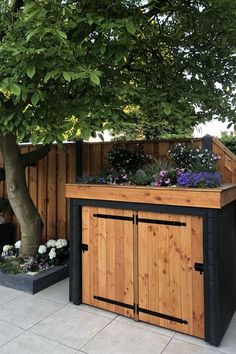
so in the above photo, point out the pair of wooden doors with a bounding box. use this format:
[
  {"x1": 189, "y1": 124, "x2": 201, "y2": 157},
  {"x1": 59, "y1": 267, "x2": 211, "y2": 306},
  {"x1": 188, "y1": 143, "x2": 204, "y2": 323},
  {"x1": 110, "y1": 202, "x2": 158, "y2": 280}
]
[{"x1": 82, "y1": 206, "x2": 204, "y2": 338}]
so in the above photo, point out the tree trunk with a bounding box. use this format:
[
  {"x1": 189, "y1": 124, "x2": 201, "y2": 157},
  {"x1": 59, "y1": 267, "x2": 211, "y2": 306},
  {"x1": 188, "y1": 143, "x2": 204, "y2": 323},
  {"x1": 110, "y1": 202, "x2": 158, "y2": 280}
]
[{"x1": 0, "y1": 133, "x2": 43, "y2": 257}]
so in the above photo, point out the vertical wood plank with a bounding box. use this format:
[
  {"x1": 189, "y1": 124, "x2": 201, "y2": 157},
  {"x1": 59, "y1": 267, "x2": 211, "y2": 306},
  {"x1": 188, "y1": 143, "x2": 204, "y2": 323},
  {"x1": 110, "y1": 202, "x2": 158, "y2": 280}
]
[
  {"x1": 37, "y1": 153, "x2": 47, "y2": 242},
  {"x1": 82, "y1": 206, "x2": 91, "y2": 304},
  {"x1": 180, "y1": 215, "x2": 193, "y2": 335},
  {"x1": 138, "y1": 211, "x2": 149, "y2": 323},
  {"x1": 57, "y1": 146, "x2": 67, "y2": 238},
  {"x1": 169, "y1": 214, "x2": 182, "y2": 332},
  {"x1": 123, "y1": 209, "x2": 134, "y2": 318},
  {"x1": 191, "y1": 216, "x2": 204, "y2": 338},
  {"x1": 46, "y1": 146, "x2": 57, "y2": 239}
]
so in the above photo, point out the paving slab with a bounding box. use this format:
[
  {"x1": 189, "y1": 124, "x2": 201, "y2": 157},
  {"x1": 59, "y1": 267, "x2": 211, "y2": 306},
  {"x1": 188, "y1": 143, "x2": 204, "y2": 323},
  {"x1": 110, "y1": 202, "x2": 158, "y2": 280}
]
[
  {"x1": 0, "y1": 319, "x2": 23, "y2": 347},
  {"x1": 0, "y1": 332, "x2": 80, "y2": 354},
  {"x1": 30, "y1": 305, "x2": 113, "y2": 350},
  {"x1": 0, "y1": 280, "x2": 235, "y2": 353},
  {"x1": 82, "y1": 320, "x2": 171, "y2": 354},
  {"x1": 0, "y1": 293, "x2": 63, "y2": 329}
]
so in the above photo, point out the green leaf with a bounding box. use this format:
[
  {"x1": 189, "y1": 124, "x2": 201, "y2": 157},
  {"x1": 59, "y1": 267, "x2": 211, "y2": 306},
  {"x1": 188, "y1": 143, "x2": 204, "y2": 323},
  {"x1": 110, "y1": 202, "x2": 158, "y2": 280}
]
[
  {"x1": 164, "y1": 105, "x2": 171, "y2": 115},
  {"x1": 27, "y1": 64, "x2": 36, "y2": 79},
  {"x1": 63, "y1": 72, "x2": 71, "y2": 82},
  {"x1": 31, "y1": 92, "x2": 39, "y2": 106},
  {"x1": 125, "y1": 21, "x2": 136, "y2": 35},
  {"x1": 55, "y1": 29, "x2": 67, "y2": 39},
  {"x1": 9, "y1": 84, "x2": 21, "y2": 96},
  {"x1": 89, "y1": 72, "x2": 100, "y2": 85}
]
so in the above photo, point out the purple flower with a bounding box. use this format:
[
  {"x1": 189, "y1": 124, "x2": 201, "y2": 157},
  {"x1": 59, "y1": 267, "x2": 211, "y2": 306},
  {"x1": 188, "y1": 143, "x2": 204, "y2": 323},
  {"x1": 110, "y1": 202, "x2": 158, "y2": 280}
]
[{"x1": 177, "y1": 171, "x2": 221, "y2": 188}]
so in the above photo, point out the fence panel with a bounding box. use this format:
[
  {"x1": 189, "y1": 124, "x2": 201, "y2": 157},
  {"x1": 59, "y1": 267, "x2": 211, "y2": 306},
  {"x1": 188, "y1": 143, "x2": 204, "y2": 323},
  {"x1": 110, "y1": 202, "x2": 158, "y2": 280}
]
[{"x1": 0, "y1": 137, "x2": 235, "y2": 241}]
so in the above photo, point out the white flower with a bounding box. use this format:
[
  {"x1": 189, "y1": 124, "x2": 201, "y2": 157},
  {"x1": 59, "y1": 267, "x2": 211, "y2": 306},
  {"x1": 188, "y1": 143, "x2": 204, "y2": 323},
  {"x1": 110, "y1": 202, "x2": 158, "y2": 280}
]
[
  {"x1": 46, "y1": 239, "x2": 57, "y2": 248},
  {"x1": 56, "y1": 239, "x2": 67, "y2": 249},
  {"x1": 14, "y1": 240, "x2": 21, "y2": 249},
  {"x1": 3, "y1": 245, "x2": 13, "y2": 253},
  {"x1": 49, "y1": 248, "x2": 56, "y2": 260},
  {"x1": 38, "y1": 245, "x2": 47, "y2": 254}
]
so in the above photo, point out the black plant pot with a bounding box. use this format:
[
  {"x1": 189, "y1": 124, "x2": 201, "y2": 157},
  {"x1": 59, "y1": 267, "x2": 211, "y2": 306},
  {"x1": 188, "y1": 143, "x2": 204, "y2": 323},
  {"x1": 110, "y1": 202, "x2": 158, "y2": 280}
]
[{"x1": 0, "y1": 223, "x2": 14, "y2": 252}]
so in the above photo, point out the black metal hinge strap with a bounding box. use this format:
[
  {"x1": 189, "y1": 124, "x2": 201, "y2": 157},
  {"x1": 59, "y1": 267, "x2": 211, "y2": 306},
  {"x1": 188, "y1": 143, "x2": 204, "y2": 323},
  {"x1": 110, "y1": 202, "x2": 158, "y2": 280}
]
[
  {"x1": 93, "y1": 214, "x2": 134, "y2": 222},
  {"x1": 94, "y1": 295, "x2": 134, "y2": 310},
  {"x1": 194, "y1": 263, "x2": 204, "y2": 274},
  {"x1": 81, "y1": 244, "x2": 88, "y2": 253},
  {"x1": 137, "y1": 218, "x2": 186, "y2": 227},
  {"x1": 138, "y1": 307, "x2": 188, "y2": 324}
]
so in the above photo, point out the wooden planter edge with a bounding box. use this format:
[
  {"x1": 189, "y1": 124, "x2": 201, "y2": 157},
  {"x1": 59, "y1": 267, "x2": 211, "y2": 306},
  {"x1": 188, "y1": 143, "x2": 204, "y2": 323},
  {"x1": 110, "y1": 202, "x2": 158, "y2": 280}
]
[{"x1": 65, "y1": 183, "x2": 236, "y2": 209}]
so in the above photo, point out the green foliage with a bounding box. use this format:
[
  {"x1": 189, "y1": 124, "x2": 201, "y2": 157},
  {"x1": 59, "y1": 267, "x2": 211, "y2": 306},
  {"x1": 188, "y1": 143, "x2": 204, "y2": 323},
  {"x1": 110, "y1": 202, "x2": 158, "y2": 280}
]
[
  {"x1": 221, "y1": 132, "x2": 236, "y2": 155},
  {"x1": 170, "y1": 144, "x2": 220, "y2": 172},
  {"x1": 128, "y1": 169, "x2": 152, "y2": 186},
  {"x1": 0, "y1": 257, "x2": 24, "y2": 274},
  {"x1": 0, "y1": 1, "x2": 235, "y2": 143},
  {"x1": 106, "y1": 145, "x2": 151, "y2": 173}
]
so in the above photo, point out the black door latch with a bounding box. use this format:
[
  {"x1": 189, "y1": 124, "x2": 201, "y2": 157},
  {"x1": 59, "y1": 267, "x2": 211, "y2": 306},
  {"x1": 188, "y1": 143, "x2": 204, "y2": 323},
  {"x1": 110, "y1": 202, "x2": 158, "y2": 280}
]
[{"x1": 194, "y1": 263, "x2": 204, "y2": 274}]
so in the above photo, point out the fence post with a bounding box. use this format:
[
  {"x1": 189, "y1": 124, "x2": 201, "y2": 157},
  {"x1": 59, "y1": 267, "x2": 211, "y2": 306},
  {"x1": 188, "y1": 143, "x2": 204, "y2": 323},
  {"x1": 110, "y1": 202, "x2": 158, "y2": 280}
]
[
  {"x1": 202, "y1": 135, "x2": 213, "y2": 151},
  {"x1": 75, "y1": 140, "x2": 83, "y2": 181}
]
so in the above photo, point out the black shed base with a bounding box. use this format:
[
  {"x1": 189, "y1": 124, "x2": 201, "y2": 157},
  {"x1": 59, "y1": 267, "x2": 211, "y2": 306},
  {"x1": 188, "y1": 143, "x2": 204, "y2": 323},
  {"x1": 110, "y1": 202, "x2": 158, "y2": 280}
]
[{"x1": 0, "y1": 265, "x2": 69, "y2": 294}]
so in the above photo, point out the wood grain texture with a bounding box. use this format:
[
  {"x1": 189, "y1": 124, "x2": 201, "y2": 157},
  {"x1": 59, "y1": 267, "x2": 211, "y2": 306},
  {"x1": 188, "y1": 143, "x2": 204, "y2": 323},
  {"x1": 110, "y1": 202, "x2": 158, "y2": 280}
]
[
  {"x1": 138, "y1": 211, "x2": 204, "y2": 338},
  {"x1": 0, "y1": 143, "x2": 77, "y2": 241},
  {"x1": 82, "y1": 207, "x2": 134, "y2": 318},
  {"x1": 212, "y1": 138, "x2": 236, "y2": 183},
  {"x1": 65, "y1": 183, "x2": 236, "y2": 209}
]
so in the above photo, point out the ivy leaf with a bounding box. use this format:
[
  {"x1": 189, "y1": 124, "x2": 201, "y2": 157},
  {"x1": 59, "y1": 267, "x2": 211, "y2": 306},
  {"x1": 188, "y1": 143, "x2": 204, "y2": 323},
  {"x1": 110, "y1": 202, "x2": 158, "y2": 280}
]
[
  {"x1": 27, "y1": 64, "x2": 36, "y2": 79},
  {"x1": 89, "y1": 72, "x2": 100, "y2": 85}
]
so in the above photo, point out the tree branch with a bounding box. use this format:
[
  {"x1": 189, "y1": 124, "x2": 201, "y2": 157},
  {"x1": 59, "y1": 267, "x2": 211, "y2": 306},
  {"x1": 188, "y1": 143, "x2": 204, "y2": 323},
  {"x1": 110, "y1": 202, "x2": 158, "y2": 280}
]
[{"x1": 21, "y1": 144, "x2": 52, "y2": 167}]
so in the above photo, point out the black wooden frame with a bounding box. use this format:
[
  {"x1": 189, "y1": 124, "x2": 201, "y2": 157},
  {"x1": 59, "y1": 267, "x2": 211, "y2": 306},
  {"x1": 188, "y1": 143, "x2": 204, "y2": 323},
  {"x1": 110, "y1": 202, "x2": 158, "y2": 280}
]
[{"x1": 69, "y1": 197, "x2": 236, "y2": 346}]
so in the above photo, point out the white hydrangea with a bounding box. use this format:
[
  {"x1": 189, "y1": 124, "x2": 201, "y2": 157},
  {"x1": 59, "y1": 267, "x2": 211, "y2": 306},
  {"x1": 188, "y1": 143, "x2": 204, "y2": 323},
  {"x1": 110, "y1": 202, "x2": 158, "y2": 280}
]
[
  {"x1": 56, "y1": 239, "x2": 67, "y2": 249},
  {"x1": 49, "y1": 247, "x2": 56, "y2": 260},
  {"x1": 3, "y1": 245, "x2": 13, "y2": 253},
  {"x1": 14, "y1": 240, "x2": 21, "y2": 249},
  {"x1": 46, "y1": 239, "x2": 57, "y2": 248},
  {"x1": 38, "y1": 245, "x2": 47, "y2": 254}
]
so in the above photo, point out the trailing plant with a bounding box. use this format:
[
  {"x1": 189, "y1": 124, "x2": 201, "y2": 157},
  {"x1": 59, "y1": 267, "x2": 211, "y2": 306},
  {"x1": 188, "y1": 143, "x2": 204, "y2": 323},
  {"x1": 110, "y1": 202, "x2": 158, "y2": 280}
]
[{"x1": 177, "y1": 172, "x2": 222, "y2": 188}]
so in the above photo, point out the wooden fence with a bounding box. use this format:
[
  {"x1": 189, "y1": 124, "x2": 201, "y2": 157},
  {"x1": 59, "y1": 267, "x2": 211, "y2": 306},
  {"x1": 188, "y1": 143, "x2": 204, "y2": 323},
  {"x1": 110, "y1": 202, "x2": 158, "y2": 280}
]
[
  {"x1": 0, "y1": 136, "x2": 235, "y2": 241},
  {"x1": 0, "y1": 143, "x2": 76, "y2": 242}
]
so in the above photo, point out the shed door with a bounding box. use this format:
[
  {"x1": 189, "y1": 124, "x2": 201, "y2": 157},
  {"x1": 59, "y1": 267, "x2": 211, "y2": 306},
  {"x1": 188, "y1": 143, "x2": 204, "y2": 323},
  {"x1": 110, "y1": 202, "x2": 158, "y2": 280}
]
[
  {"x1": 82, "y1": 206, "x2": 134, "y2": 318},
  {"x1": 138, "y1": 211, "x2": 204, "y2": 338}
]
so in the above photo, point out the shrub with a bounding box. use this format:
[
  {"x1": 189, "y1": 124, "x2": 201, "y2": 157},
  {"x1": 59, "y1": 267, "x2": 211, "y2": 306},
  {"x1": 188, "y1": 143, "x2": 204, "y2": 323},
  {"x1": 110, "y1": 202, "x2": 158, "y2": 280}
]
[
  {"x1": 106, "y1": 145, "x2": 151, "y2": 173},
  {"x1": 170, "y1": 143, "x2": 220, "y2": 172},
  {"x1": 221, "y1": 132, "x2": 236, "y2": 155}
]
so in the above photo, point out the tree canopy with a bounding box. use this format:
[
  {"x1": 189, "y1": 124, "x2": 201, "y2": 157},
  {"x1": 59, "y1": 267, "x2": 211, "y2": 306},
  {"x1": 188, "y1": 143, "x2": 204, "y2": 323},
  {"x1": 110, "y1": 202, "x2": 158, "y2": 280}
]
[{"x1": 0, "y1": 0, "x2": 236, "y2": 144}]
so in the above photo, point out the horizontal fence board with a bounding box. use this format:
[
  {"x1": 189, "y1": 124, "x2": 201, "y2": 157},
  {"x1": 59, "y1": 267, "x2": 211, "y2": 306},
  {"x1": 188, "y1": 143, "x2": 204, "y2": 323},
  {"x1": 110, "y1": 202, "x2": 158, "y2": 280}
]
[{"x1": 0, "y1": 137, "x2": 235, "y2": 241}]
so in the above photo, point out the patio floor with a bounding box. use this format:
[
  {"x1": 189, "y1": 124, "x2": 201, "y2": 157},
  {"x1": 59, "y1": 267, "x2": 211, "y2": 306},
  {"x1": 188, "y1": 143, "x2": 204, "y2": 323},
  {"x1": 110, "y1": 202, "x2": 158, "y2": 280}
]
[{"x1": 0, "y1": 279, "x2": 235, "y2": 353}]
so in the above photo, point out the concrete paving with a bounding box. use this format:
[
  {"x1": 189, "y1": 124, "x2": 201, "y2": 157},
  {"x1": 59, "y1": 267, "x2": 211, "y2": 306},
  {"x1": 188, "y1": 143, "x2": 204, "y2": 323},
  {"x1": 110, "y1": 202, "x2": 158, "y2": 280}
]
[{"x1": 0, "y1": 278, "x2": 235, "y2": 353}]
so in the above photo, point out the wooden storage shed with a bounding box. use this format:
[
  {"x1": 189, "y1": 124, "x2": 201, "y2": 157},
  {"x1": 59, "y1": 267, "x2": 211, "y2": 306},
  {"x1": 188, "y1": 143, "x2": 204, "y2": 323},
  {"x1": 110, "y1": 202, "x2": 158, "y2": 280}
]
[{"x1": 66, "y1": 183, "x2": 236, "y2": 346}]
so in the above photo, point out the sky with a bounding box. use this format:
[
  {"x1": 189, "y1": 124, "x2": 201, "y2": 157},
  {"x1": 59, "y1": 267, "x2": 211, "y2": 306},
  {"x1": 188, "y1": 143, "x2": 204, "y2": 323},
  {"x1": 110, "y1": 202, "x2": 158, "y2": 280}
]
[
  {"x1": 193, "y1": 120, "x2": 234, "y2": 138},
  {"x1": 88, "y1": 120, "x2": 235, "y2": 142}
]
